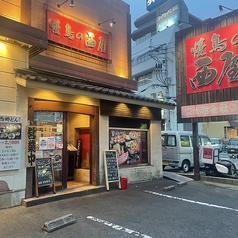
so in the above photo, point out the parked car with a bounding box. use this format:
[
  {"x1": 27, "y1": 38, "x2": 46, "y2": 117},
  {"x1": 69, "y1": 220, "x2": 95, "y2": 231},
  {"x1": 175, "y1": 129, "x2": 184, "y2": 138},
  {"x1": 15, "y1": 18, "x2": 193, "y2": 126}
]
[
  {"x1": 226, "y1": 138, "x2": 238, "y2": 154},
  {"x1": 210, "y1": 138, "x2": 224, "y2": 152}
]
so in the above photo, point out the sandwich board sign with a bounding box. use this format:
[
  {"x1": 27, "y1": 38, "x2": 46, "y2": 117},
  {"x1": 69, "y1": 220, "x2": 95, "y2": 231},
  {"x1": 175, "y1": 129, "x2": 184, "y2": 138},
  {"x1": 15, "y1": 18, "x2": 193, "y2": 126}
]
[{"x1": 104, "y1": 150, "x2": 121, "y2": 190}]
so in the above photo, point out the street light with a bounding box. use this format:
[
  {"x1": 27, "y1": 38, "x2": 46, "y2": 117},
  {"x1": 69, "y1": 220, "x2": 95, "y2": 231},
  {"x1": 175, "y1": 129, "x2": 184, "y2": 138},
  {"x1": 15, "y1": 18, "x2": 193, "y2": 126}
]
[
  {"x1": 219, "y1": 5, "x2": 234, "y2": 12},
  {"x1": 98, "y1": 18, "x2": 116, "y2": 27},
  {"x1": 57, "y1": 0, "x2": 74, "y2": 8}
]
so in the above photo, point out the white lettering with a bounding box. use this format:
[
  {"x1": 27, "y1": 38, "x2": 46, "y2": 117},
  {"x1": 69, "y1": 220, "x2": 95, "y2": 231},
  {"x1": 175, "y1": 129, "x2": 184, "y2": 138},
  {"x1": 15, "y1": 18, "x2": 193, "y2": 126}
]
[
  {"x1": 87, "y1": 216, "x2": 153, "y2": 237},
  {"x1": 158, "y1": 5, "x2": 178, "y2": 21},
  {"x1": 147, "y1": 0, "x2": 155, "y2": 6}
]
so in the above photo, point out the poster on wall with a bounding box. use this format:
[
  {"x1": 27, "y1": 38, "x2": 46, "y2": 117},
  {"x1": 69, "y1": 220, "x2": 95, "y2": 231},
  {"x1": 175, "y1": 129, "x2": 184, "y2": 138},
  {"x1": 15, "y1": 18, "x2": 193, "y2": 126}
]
[
  {"x1": 39, "y1": 137, "x2": 55, "y2": 150},
  {"x1": 0, "y1": 116, "x2": 22, "y2": 171},
  {"x1": 109, "y1": 129, "x2": 142, "y2": 166}
]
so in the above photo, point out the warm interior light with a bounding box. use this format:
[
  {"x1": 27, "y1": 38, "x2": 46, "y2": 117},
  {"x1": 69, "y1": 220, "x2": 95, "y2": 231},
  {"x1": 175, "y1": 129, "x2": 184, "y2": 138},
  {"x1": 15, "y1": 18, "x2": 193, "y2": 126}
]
[{"x1": 0, "y1": 42, "x2": 7, "y2": 55}]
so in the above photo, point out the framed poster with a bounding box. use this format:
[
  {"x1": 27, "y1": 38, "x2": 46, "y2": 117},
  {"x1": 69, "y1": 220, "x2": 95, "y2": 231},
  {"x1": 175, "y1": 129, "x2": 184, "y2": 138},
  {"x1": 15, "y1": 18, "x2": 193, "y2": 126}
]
[{"x1": 109, "y1": 129, "x2": 142, "y2": 166}]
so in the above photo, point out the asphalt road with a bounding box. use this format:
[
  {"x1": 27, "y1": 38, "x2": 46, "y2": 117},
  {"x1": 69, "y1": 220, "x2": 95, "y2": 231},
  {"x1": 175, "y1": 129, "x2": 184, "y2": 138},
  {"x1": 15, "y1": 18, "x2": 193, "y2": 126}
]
[{"x1": 1, "y1": 178, "x2": 238, "y2": 238}]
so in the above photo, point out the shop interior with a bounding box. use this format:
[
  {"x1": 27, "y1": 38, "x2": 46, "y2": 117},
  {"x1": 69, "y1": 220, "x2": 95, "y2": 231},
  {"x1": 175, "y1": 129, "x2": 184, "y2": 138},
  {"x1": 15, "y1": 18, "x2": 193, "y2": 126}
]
[{"x1": 34, "y1": 111, "x2": 91, "y2": 190}]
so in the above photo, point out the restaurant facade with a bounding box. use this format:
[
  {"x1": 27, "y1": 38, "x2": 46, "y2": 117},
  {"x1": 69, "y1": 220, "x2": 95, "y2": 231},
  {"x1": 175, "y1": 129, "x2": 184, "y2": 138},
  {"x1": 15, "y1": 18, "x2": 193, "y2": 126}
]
[{"x1": 0, "y1": 0, "x2": 175, "y2": 209}]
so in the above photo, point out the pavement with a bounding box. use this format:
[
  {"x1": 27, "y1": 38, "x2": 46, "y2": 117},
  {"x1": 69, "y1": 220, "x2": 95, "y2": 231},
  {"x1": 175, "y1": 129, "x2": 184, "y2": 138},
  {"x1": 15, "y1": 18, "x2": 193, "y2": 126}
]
[{"x1": 20, "y1": 171, "x2": 238, "y2": 208}]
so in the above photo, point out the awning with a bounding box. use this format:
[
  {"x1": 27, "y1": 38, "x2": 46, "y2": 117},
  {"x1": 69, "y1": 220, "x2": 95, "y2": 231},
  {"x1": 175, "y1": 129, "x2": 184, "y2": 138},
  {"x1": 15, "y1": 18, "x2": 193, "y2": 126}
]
[
  {"x1": 0, "y1": 16, "x2": 48, "y2": 58},
  {"x1": 15, "y1": 68, "x2": 176, "y2": 110}
]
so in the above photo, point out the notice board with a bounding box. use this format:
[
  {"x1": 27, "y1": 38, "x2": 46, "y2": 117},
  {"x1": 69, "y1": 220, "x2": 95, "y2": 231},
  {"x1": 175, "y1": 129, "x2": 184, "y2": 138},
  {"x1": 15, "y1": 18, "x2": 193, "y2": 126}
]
[
  {"x1": 35, "y1": 158, "x2": 56, "y2": 197},
  {"x1": 104, "y1": 150, "x2": 121, "y2": 190}
]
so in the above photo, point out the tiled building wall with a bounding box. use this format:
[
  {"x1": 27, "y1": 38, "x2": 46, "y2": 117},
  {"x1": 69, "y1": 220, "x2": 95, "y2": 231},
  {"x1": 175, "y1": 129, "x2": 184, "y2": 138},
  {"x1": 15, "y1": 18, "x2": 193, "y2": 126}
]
[{"x1": 0, "y1": 42, "x2": 29, "y2": 208}]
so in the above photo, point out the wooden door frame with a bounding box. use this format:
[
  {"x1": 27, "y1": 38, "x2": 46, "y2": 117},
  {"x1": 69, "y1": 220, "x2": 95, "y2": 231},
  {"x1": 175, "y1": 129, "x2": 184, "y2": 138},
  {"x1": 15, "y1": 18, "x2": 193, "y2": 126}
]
[{"x1": 26, "y1": 98, "x2": 99, "y2": 197}]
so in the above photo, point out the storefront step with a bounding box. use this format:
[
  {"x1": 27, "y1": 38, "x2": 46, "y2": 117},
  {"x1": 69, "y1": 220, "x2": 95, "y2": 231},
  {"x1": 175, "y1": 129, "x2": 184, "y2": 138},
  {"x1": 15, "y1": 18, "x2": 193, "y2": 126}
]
[{"x1": 22, "y1": 185, "x2": 105, "y2": 207}]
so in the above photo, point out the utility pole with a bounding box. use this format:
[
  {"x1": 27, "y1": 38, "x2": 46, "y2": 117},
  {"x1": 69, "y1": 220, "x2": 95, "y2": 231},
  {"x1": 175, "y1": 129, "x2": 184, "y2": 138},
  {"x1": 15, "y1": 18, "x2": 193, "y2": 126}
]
[{"x1": 149, "y1": 43, "x2": 173, "y2": 130}]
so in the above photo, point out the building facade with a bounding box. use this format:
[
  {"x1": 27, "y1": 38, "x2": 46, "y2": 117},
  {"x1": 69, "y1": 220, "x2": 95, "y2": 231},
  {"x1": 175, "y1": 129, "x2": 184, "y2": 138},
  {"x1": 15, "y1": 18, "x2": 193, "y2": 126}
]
[
  {"x1": 131, "y1": 0, "x2": 202, "y2": 131},
  {"x1": 0, "y1": 0, "x2": 175, "y2": 209}
]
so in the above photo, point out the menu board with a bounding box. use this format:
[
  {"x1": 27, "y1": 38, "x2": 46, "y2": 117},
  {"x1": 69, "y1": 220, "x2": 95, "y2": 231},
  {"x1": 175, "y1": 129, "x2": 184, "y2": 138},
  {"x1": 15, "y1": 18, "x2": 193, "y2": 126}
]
[
  {"x1": 104, "y1": 150, "x2": 121, "y2": 190},
  {"x1": 35, "y1": 158, "x2": 56, "y2": 197}
]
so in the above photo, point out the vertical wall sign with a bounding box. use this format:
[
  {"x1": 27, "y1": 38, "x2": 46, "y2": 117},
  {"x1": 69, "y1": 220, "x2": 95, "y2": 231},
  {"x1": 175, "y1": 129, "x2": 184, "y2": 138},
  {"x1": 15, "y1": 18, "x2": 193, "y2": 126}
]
[
  {"x1": 104, "y1": 150, "x2": 121, "y2": 191},
  {"x1": 26, "y1": 126, "x2": 36, "y2": 167},
  {"x1": 186, "y1": 22, "x2": 238, "y2": 94},
  {"x1": 0, "y1": 116, "x2": 21, "y2": 171},
  {"x1": 47, "y1": 11, "x2": 110, "y2": 60}
]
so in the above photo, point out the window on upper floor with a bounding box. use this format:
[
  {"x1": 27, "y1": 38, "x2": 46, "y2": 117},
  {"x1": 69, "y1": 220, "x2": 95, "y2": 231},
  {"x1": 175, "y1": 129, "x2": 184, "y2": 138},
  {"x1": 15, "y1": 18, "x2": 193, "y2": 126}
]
[{"x1": 136, "y1": 72, "x2": 153, "y2": 86}]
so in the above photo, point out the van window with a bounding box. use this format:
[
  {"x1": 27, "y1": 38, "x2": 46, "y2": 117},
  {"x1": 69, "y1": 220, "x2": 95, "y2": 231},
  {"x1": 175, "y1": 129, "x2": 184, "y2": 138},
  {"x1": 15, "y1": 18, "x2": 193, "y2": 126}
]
[
  {"x1": 201, "y1": 136, "x2": 212, "y2": 145},
  {"x1": 191, "y1": 135, "x2": 211, "y2": 146},
  {"x1": 162, "y1": 135, "x2": 176, "y2": 147},
  {"x1": 180, "y1": 135, "x2": 190, "y2": 147}
]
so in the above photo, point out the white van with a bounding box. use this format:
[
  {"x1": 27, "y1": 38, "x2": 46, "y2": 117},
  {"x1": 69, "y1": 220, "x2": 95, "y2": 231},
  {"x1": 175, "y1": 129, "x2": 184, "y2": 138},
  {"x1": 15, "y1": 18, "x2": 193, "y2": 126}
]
[{"x1": 161, "y1": 131, "x2": 212, "y2": 173}]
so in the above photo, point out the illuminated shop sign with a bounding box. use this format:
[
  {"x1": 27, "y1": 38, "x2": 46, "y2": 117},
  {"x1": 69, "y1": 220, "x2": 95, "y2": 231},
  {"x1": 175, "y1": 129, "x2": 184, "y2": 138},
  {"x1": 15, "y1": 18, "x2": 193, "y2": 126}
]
[
  {"x1": 146, "y1": 0, "x2": 168, "y2": 11},
  {"x1": 157, "y1": 5, "x2": 179, "y2": 32},
  {"x1": 47, "y1": 11, "x2": 109, "y2": 59},
  {"x1": 186, "y1": 23, "x2": 238, "y2": 94},
  {"x1": 181, "y1": 100, "x2": 238, "y2": 119}
]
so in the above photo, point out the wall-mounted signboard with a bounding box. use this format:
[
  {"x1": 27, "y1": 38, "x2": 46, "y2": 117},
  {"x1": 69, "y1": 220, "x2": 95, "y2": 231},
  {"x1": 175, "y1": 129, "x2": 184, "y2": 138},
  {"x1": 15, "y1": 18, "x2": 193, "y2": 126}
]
[
  {"x1": 186, "y1": 22, "x2": 238, "y2": 95},
  {"x1": 0, "y1": 116, "x2": 21, "y2": 171},
  {"x1": 47, "y1": 11, "x2": 110, "y2": 60},
  {"x1": 104, "y1": 150, "x2": 121, "y2": 190}
]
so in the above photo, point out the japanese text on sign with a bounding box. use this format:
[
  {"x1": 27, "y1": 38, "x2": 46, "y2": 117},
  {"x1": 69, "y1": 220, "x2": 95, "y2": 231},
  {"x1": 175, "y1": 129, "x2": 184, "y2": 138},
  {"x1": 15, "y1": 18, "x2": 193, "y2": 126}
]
[
  {"x1": 186, "y1": 22, "x2": 238, "y2": 94},
  {"x1": 0, "y1": 116, "x2": 21, "y2": 171},
  {"x1": 48, "y1": 11, "x2": 109, "y2": 59}
]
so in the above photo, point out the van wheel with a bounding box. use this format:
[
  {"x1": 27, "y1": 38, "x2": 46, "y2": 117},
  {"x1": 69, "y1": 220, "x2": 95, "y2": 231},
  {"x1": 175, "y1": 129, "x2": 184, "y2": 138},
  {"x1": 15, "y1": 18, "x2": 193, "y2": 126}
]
[{"x1": 182, "y1": 160, "x2": 190, "y2": 173}]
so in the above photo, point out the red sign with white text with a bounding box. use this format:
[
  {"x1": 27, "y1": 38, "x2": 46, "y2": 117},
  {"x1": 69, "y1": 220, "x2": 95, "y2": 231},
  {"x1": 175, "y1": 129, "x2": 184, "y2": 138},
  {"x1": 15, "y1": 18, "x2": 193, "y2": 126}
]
[
  {"x1": 186, "y1": 23, "x2": 238, "y2": 94},
  {"x1": 47, "y1": 11, "x2": 109, "y2": 59}
]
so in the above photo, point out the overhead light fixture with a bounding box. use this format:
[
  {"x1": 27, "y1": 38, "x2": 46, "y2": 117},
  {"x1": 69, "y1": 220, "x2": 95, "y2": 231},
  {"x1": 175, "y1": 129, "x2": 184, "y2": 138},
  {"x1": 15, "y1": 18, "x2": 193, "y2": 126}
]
[
  {"x1": 57, "y1": 0, "x2": 74, "y2": 8},
  {"x1": 219, "y1": 5, "x2": 234, "y2": 12},
  {"x1": 98, "y1": 18, "x2": 116, "y2": 27}
]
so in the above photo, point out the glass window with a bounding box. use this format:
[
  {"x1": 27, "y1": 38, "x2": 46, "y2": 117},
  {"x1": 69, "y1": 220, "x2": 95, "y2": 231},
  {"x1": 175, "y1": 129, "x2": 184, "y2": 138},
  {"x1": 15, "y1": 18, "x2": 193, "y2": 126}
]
[
  {"x1": 201, "y1": 136, "x2": 212, "y2": 145},
  {"x1": 180, "y1": 135, "x2": 190, "y2": 147},
  {"x1": 167, "y1": 135, "x2": 176, "y2": 146},
  {"x1": 136, "y1": 72, "x2": 153, "y2": 86},
  {"x1": 109, "y1": 117, "x2": 149, "y2": 166},
  {"x1": 162, "y1": 135, "x2": 176, "y2": 147},
  {"x1": 34, "y1": 111, "x2": 63, "y2": 184}
]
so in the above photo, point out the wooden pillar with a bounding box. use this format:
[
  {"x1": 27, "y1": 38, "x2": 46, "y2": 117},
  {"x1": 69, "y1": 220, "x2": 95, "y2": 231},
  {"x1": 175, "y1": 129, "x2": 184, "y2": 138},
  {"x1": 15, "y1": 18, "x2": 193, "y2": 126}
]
[
  {"x1": 25, "y1": 97, "x2": 34, "y2": 198},
  {"x1": 193, "y1": 122, "x2": 200, "y2": 181}
]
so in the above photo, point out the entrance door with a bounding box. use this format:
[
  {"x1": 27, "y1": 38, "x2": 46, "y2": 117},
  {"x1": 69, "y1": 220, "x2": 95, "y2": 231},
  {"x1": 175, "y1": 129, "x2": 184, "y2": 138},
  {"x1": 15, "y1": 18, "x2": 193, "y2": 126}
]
[
  {"x1": 34, "y1": 111, "x2": 64, "y2": 189},
  {"x1": 67, "y1": 113, "x2": 91, "y2": 186}
]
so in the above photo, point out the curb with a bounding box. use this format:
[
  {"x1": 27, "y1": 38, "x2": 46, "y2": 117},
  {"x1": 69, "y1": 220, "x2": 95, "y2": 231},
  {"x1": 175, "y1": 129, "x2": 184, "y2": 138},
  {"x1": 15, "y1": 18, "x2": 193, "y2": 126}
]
[
  {"x1": 177, "y1": 181, "x2": 188, "y2": 187},
  {"x1": 163, "y1": 185, "x2": 176, "y2": 191},
  {"x1": 22, "y1": 187, "x2": 105, "y2": 207},
  {"x1": 42, "y1": 214, "x2": 76, "y2": 233},
  {"x1": 200, "y1": 175, "x2": 238, "y2": 186}
]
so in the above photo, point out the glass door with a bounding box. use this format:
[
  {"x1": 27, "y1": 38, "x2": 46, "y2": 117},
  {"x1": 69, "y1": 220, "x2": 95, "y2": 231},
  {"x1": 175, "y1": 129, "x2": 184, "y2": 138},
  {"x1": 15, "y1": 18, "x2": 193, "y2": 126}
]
[{"x1": 34, "y1": 111, "x2": 63, "y2": 187}]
